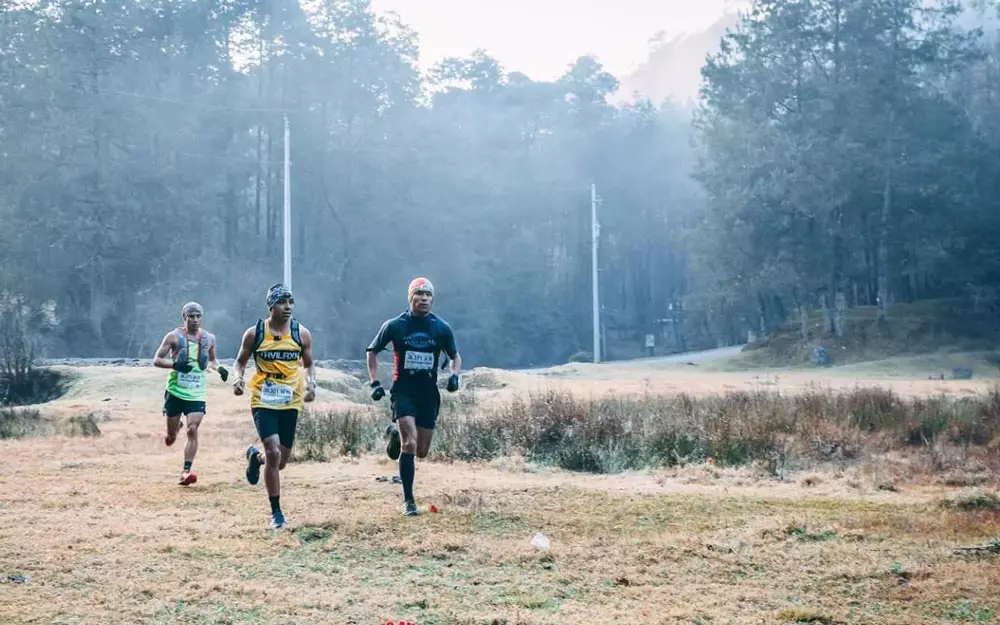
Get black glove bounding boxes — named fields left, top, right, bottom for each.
left=172, top=359, right=193, bottom=374
left=217, top=365, right=229, bottom=382
left=370, top=380, right=385, bottom=401
left=447, top=373, right=460, bottom=393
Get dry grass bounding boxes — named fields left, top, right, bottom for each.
left=1, top=364, right=999, bottom=624
left=295, top=385, right=1000, bottom=479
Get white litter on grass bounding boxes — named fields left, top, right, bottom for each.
left=530, top=533, right=550, bottom=551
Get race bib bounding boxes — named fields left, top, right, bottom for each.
left=177, top=372, right=204, bottom=390
left=403, top=351, right=434, bottom=371
left=260, top=380, right=294, bottom=405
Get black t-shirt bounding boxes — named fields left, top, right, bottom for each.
left=366, top=311, right=458, bottom=390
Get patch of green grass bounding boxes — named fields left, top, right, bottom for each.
left=294, top=525, right=332, bottom=543
left=785, top=523, right=839, bottom=542
left=942, top=599, right=993, bottom=622
left=775, top=608, right=838, bottom=624
left=941, top=491, right=1000, bottom=513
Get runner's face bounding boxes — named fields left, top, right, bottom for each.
left=271, top=297, right=293, bottom=321
left=410, top=290, right=432, bottom=315
left=184, top=312, right=202, bottom=332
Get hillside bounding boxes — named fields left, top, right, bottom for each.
left=614, top=13, right=739, bottom=106
left=739, top=299, right=1000, bottom=370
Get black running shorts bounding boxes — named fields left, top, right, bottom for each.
left=391, top=387, right=441, bottom=430
left=163, top=391, right=206, bottom=418
left=252, top=407, right=299, bottom=448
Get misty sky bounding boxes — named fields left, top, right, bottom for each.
left=370, top=0, right=739, bottom=81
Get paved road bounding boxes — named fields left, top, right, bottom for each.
left=608, top=345, right=745, bottom=366
left=513, top=345, right=745, bottom=374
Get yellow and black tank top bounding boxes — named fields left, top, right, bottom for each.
left=249, top=319, right=304, bottom=411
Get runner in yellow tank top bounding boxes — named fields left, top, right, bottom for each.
left=232, top=284, right=317, bottom=529
left=248, top=320, right=305, bottom=410
left=152, top=302, right=229, bottom=486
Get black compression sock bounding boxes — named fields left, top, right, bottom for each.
left=399, top=453, right=415, bottom=502
left=269, top=496, right=280, bottom=514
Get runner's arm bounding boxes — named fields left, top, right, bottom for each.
left=233, top=327, right=256, bottom=382
left=206, top=333, right=219, bottom=371
left=300, top=327, right=317, bottom=389
left=444, top=326, right=461, bottom=377
left=365, top=352, right=379, bottom=385
left=207, top=334, right=229, bottom=380
left=365, top=320, right=392, bottom=384
left=152, top=333, right=177, bottom=369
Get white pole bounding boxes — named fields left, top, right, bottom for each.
left=592, top=183, right=600, bottom=364
left=283, top=115, right=292, bottom=290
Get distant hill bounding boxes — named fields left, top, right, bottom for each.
left=614, top=13, right=739, bottom=107
left=614, top=2, right=997, bottom=109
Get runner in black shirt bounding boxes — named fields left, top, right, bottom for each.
left=366, top=277, right=462, bottom=516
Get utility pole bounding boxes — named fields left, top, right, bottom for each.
left=283, top=115, right=292, bottom=290
left=591, top=183, right=601, bottom=364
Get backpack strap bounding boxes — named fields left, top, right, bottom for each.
left=174, top=328, right=188, bottom=361
left=196, top=331, right=209, bottom=370
left=252, top=319, right=266, bottom=353
left=251, top=318, right=301, bottom=351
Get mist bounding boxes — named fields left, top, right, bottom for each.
left=2, top=0, right=999, bottom=369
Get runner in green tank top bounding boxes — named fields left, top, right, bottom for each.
left=165, top=338, right=209, bottom=402
left=153, top=302, right=229, bottom=486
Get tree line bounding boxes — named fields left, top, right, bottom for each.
left=1, top=0, right=997, bottom=368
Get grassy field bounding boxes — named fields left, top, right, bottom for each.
left=1, top=358, right=999, bottom=624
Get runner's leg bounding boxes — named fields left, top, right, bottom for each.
left=164, top=392, right=182, bottom=446
left=416, top=428, right=434, bottom=459
left=165, top=415, right=182, bottom=446
left=397, top=415, right=418, bottom=514
left=250, top=408, right=286, bottom=527
left=179, top=411, right=203, bottom=485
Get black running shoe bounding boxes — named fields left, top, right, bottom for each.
left=385, top=423, right=401, bottom=461
left=245, top=445, right=262, bottom=485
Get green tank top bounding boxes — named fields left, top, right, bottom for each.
left=166, top=338, right=207, bottom=401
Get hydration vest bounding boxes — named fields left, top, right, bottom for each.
left=174, top=328, right=210, bottom=370
left=252, top=318, right=303, bottom=353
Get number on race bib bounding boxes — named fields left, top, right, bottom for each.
left=177, top=372, right=203, bottom=390
left=261, top=380, right=294, bottom=405
left=403, top=351, right=434, bottom=371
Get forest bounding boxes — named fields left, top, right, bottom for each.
left=1, top=0, right=998, bottom=368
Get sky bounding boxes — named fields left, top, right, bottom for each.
left=369, top=0, right=739, bottom=81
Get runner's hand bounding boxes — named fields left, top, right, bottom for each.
left=370, top=380, right=385, bottom=401
left=233, top=377, right=245, bottom=396
left=172, top=359, right=193, bottom=374
left=447, top=373, right=460, bottom=393
left=304, top=380, right=316, bottom=403
left=217, top=365, right=229, bottom=382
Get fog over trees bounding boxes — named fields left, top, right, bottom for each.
left=2, top=0, right=998, bottom=368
